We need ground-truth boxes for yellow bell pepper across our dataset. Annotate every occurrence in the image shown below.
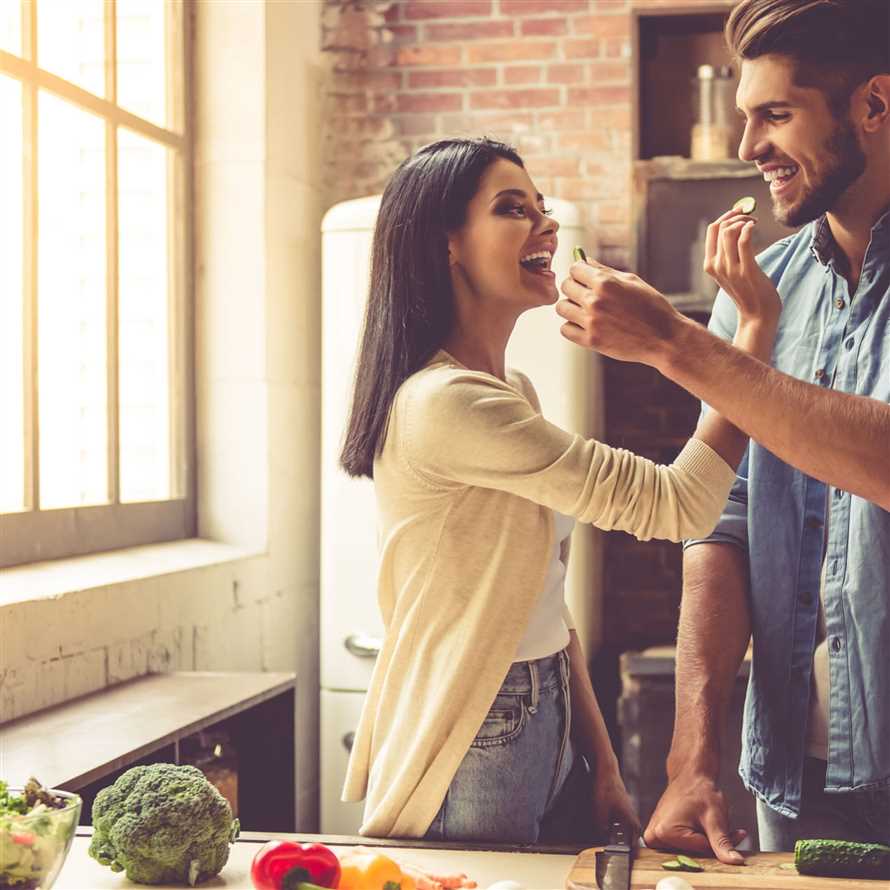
[337,849,416,890]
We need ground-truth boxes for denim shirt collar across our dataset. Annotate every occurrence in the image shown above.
[809,204,890,266]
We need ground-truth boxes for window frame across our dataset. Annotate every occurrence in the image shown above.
[0,0,196,569]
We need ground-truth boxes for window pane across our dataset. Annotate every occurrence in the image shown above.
[37,0,105,97]
[0,74,25,513]
[117,0,170,127]
[38,91,108,509]
[0,0,21,56]
[118,128,172,503]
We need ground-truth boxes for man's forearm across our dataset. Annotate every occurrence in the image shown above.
[661,317,890,510]
[668,543,751,781]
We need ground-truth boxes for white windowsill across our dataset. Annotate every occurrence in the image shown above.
[0,539,262,607]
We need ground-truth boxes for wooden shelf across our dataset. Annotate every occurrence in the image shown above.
[1,671,298,832]
[635,156,760,182]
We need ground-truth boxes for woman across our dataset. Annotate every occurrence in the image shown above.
[339,138,777,844]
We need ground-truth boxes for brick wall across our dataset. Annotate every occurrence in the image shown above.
[321,0,713,655]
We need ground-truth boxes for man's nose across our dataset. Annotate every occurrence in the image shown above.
[738,122,767,163]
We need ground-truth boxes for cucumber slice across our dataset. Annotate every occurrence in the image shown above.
[662,860,685,870]
[676,855,704,871]
[732,196,757,214]
[572,246,588,263]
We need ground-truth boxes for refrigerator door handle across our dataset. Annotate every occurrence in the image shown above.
[344,633,382,658]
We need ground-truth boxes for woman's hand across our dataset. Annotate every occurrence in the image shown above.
[591,765,641,841]
[704,208,781,325]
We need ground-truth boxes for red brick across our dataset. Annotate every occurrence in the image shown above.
[589,105,632,129]
[396,92,464,113]
[441,111,537,137]
[514,133,553,155]
[467,41,557,63]
[521,18,568,36]
[559,129,613,152]
[389,24,419,42]
[572,14,631,38]
[371,93,398,114]
[504,65,544,85]
[548,63,585,84]
[537,108,587,130]
[404,0,493,20]
[524,156,582,177]
[334,70,405,91]
[329,92,368,114]
[383,4,401,23]
[501,0,586,14]
[604,37,631,58]
[564,38,600,59]
[470,88,561,110]
[394,114,439,136]
[568,84,630,105]
[598,200,630,225]
[408,68,498,88]
[425,20,514,40]
[589,60,630,82]
[396,44,463,66]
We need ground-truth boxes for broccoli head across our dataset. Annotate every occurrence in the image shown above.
[89,763,240,886]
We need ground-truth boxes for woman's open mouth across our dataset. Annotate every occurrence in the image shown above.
[519,250,555,279]
[764,163,800,197]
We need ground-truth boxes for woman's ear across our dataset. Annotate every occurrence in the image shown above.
[446,234,460,268]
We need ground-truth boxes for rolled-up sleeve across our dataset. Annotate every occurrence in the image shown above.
[684,288,749,553]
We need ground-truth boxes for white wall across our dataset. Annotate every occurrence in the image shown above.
[0,0,326,831]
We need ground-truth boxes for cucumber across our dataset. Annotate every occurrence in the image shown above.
[661,860,685,870]
[732,196,757,214]
[572,246,588,263]
[676,855,703,872]
[794,839,890,879]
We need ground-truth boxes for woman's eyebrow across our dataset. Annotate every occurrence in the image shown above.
[490,188,545,203]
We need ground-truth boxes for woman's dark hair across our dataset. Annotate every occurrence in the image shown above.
[339,137,524,479]
[726,0,890,118]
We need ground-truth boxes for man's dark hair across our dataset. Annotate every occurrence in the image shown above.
[726,0,890,116]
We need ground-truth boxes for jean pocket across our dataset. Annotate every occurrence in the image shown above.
[471,696,526,748]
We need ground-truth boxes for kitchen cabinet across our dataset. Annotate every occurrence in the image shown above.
[2,671,297,832]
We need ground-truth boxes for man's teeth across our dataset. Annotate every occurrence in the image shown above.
[520,250,552,266]
[764,165,799,183]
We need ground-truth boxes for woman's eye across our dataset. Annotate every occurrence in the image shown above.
[541,206,553,216]
[503,203,526,216]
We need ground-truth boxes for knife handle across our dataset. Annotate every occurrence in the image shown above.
[608,820,628,847]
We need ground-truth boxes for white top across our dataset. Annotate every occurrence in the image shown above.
[514,510,575,661]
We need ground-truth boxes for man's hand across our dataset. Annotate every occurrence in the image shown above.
[556,259,687,368]
[644,772,747,866]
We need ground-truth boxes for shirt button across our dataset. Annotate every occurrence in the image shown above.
[845,338,854,350]
[835,298,846,309]
[831,636,843,653]
[815,368,826,380]
[835,488,844,499]
[800,591,814,606]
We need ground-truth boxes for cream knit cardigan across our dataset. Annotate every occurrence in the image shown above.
[342,350,736,838]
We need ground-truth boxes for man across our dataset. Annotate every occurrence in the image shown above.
[558,0,890,859]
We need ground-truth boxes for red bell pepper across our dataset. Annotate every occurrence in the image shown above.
[250,840,341,890]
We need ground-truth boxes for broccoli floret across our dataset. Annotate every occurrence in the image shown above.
[88,763,240,886]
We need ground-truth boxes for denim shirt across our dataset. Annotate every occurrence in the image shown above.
[686,209,890,818]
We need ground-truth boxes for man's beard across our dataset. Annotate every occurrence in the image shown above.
[775,119,867,227]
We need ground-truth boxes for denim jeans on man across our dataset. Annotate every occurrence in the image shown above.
[686,209,890,835]
[423,649,594,845]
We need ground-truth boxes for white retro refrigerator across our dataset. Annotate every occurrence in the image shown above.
[319,196,605,834]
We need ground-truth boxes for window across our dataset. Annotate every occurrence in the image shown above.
[0,0,193,568]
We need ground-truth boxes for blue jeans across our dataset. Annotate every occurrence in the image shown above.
[757,757,890,851]
[424,649,592,845]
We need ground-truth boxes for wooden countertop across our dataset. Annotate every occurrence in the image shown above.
[56,832,578,890]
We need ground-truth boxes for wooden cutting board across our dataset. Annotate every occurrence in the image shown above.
[566,846,889,889]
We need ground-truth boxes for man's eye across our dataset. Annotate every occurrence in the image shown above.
[766,112,791,122]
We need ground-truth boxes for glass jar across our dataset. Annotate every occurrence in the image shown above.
[690,64,737,161]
